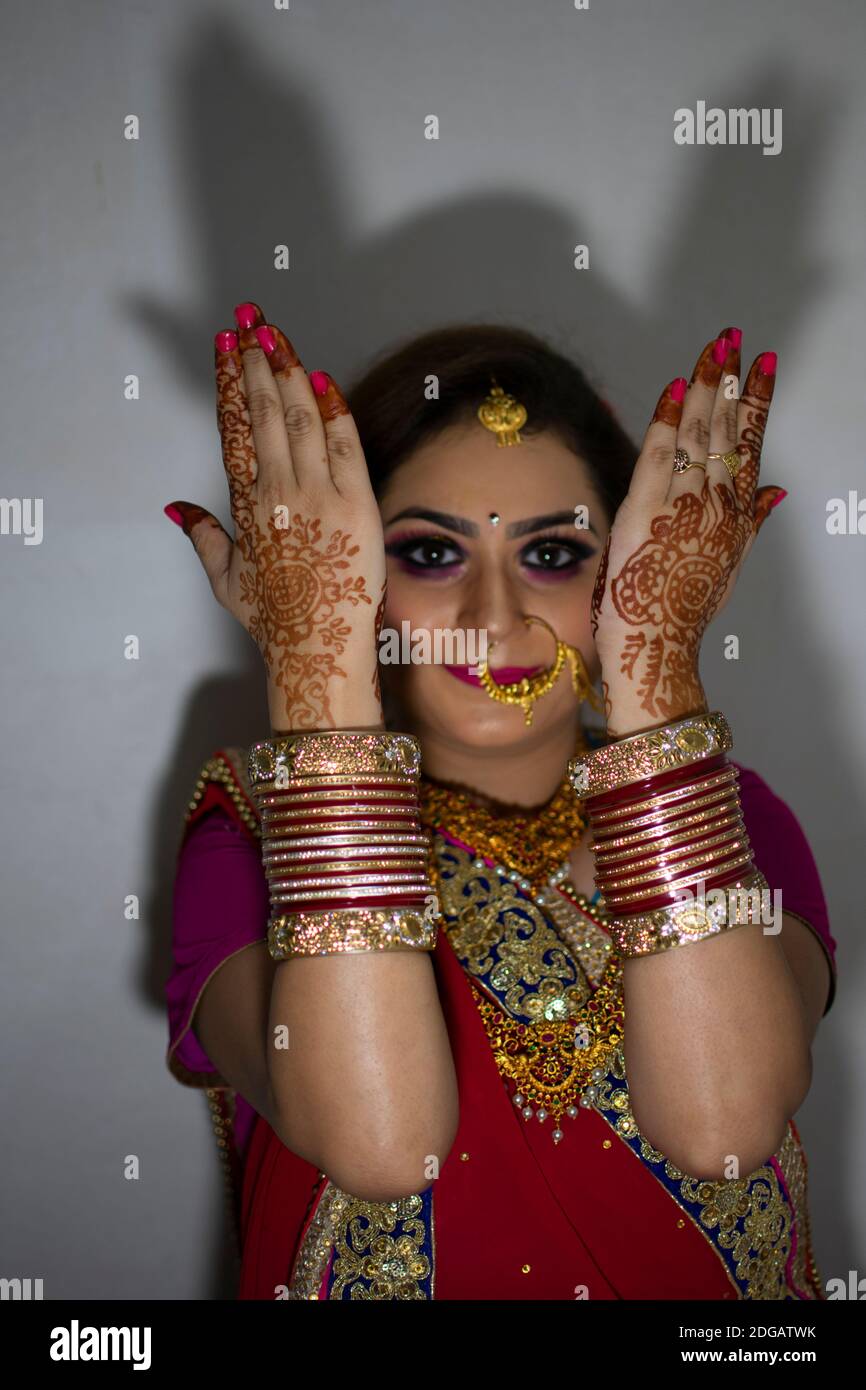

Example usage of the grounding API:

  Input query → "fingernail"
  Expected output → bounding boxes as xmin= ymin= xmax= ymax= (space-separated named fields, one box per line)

xmin=164 ymin=504 xmax=184 ymax=528
xmin=769 ymin=488 xmax=788 ymax=510
xmin=233 ymin=302 xmax=258 ymax=330
xmin=759 ymin=351 xmax=777 ymax=376
xmin=215 ymin=330 xmax=238 ymax=353
xmin=310 ymin=370 xmax=330 ymax=397
xmin=712 ymin=335 xmax=731 ymax=366
xmin=721 ymin=327 xmax=742 ymax=350
xmin=670 ymin=377 xmax=688 ymax=404
xmin=255 ymin=325 xmax=277 ymax=354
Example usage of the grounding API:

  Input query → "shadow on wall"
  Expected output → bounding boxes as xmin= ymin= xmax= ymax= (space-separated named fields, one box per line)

xmin=133 ymin=13 xmax=861 ymax=1296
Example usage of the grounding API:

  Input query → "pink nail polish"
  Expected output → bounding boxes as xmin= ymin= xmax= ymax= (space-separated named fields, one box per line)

xmin=670 ymin=377 xmax=687 ymax=404
xmin=164 ymin=504 xmax=184 ymax=527
xmin=255 ymin=325 xmax=277 ymax=354
xmin=234 ymin=303 xmax=258 ymax=330
xmin=725 ymin=327 xmax=743 ymax=350
xmin=215 ymin=330 xmax=238 ymax=353
xmin=769 ymin=489 xmax=787 ymax=509
xmin=759 ymin=351 xmax=777 ymax=376
xmin=712 ymin=336 xmax=731 ymax=366
xmin=310 ymin=370 xmax=330 ymax=397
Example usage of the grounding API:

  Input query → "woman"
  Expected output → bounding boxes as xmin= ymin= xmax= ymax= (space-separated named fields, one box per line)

xmin=164 ymin=304 xmax=837 ymax=1300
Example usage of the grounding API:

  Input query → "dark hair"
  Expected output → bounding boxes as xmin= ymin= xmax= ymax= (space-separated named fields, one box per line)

xmin=346 ymin=323 xmax=638 ymax=523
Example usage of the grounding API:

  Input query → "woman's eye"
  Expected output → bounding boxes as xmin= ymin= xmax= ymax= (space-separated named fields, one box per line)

xmin=521 ymin=539 xmax=591 ymax=572
xmin=386 ymin=536 xmax=464 ymax=570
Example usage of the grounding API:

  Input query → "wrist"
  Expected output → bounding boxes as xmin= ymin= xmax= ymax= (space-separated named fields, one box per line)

xmin=267 ymin=683 xmax=384 ymax=735
xmin=604 ymin=693 xmax=710 ymax=740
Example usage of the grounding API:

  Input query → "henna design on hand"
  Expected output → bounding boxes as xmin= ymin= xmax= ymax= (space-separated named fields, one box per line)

xmin=241 ymin=512 xmax=374 ymax=728
xmin=608 ymin=484 xmax=752 ymax=719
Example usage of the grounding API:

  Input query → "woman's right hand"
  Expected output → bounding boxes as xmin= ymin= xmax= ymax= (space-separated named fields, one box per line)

xmin=165 ymin=301 xmax=387 ymax=733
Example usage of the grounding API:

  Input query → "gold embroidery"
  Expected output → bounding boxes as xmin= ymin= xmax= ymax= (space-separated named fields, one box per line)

xmin=186 ymin=750 xmax=260 ymax=836
xmin=436 ymin=839 xmax=596 ymax=1020
xmin=776 ymin=1125 xmax=825 ymax=1299
xmin=286 ymin=1185 xmax=436 ymax=1300
xmin=330 ymin=1193 xmax=432 ymax=1300
xmin=590 ymin=1057 xmax=818 ymax=1300
xmin=286 ymin=1183 xmax=343 ymax=1300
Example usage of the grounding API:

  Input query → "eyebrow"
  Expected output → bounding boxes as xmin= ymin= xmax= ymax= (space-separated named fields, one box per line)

xmin=382 ymin=507 xmax=599 ymax=540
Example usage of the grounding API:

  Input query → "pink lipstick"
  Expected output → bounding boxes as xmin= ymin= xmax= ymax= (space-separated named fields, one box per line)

xmin=446 ymin=665 xmax=541 ymax=688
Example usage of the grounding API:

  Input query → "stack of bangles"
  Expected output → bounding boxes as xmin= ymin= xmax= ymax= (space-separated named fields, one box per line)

xmin=568 ymin=712 xmax=770 ymax=958
xmin=247 ymin=731 xmax=441 ymax=961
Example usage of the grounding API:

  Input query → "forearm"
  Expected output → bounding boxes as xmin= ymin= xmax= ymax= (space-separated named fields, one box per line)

xmin=260 ymin=696 xmax=459 ymax=1202
xmin=621 ymin=921 xmax=811 ymax=1178
xmin=267 ymin=950 xmax=459 ymax=1201
xmin=595 ymin=691 xmax=810 ymax=1178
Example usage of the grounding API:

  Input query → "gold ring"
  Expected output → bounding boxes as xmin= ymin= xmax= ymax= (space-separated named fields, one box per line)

xmin=707 ymin=449 xmax=742 ymax=479
xmin=673 ymin=448 xmax=706 ymax=474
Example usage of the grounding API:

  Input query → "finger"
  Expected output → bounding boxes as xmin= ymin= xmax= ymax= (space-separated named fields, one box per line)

xmin=165 ymin=501 xmax=232 ymax=608
xmin=626 ymin=377 xmax=688 ymax=510
xmin=254 ymin=324 xmax=332 ymax=492
xmin=734 ymin=351 xmax=777 ymax=511
xmin=668 ymin=335 xmax=729 ymax=498
xmin=308 ymin=369 xmax=375 ymax=498
xmin=753 ymin=484 xmax=787 ymax=536
xmin=233 ymin=318 xmax=295 ymax=501
xmin=705 ymin=327 xmax=742 ymax=497
xmin=215 ymin=331 xmax=256 ymax=492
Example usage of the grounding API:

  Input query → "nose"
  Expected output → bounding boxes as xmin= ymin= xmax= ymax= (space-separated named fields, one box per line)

xmin=456 ymin=555 xmax=525 ymax=652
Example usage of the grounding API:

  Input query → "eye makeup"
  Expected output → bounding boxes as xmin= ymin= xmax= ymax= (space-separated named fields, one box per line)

xmin=384 ymin=525 xmax=596 ymax=580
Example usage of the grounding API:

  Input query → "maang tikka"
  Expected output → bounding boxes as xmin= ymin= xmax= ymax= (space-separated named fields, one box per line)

xmin=477 ymin=377 xmax=527 ymax=447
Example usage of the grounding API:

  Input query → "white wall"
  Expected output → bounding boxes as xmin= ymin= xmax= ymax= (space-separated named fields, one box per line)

xmin=1 ymin=0 xmax=863 ymax=1297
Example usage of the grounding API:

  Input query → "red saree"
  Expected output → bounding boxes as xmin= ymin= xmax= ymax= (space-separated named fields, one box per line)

xmin=165 ymin=746 xmax=837 ymax=1301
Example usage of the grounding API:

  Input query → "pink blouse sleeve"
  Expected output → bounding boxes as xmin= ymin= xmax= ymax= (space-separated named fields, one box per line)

xmin=734 ymin=759 xmax=838 ymax=1015
xmin=164 ymin=808 xmax=269 ymax=1086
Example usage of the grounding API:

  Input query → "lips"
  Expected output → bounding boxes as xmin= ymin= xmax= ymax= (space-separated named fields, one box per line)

xmin=445 ymin=665 xmax=542 ymax=689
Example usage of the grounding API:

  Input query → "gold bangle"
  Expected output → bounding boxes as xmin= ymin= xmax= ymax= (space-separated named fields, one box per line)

xmin=598 ymin=838 xmax=751 ymax=894
xmin=590 ymin=779 xmax=739 ymax=838
xmin=266 ymin=858 xmax=429 ymax=877
xmin=610 ymin=870 xmax=770 ymax=957
xmin=599 ymin=848 xmax=756 ymax=908
xmin=593 ymin=804 xmax=742 ymax=859
xmin=249 ymin=732 xmax=421 ymax=787
xmin=259 ymin=787 xmax=419 ymax=807
xmin=270 ymin=883 xmax=433 ymax=903
xmin=588 ymin=764 xmax=739 ymax=826
xmin=267 ymin=905 xmax=440 ymax=959
xmin=568 ymin=712 xmax=733 ymax=799
xmin=595 ymin=816 xmax=745 ymax=873
xmin=267 ymin=832 xmax=430 ymax=850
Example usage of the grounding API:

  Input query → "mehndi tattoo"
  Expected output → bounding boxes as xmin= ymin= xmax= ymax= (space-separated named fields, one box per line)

xmin=598 ymin=358 xmax=775 ymax=724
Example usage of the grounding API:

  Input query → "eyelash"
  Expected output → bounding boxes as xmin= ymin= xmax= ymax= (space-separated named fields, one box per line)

xmin=384 ymin=531 xmax=594 ymax=577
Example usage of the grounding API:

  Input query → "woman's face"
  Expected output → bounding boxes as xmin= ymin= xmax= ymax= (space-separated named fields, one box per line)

xmin=378 ymin=419 xmax=612 ymax=751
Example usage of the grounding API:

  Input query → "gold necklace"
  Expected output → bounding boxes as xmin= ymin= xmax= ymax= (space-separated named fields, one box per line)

xmin=419 ymin=770 xmax=586 ymax=893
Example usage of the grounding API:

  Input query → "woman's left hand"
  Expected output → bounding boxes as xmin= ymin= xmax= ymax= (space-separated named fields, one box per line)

xmin=590 ymin=329 xmax=786 ymax=737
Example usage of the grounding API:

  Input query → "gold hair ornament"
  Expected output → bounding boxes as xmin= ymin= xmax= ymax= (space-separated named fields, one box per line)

xmin=477 ymin=377 xmax=527 ymax=447
xmin=475 ymin=615 xmax=603 ymax=727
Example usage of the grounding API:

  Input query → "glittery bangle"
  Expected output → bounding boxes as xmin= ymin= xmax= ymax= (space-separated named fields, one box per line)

xmin=249 ymin=732 xmax=421 ymax=786
xmin=589 ymin=766 xmax=740 ymax=830
xmin=609 ymin=870 xmax=771 ymax=957
xmin=267 ymin=905 xmax=440 ymax=960
xmin=250 ymin=731 xmax=440 ymax=953
xmin=568 ymin=712 xmax=733 ymax=800
xmin=593 ymin=803 xmax=742 ymax=860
